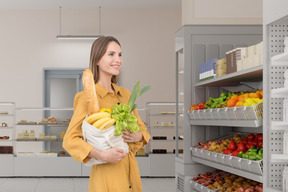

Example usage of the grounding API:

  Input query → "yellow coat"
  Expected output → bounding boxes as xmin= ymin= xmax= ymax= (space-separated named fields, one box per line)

xmin=63 ymin=83 xmax=150 ymax=192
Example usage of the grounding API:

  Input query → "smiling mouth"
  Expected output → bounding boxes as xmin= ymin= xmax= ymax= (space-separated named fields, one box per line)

xmin=111 ymin=65 xmax=120 ymax=69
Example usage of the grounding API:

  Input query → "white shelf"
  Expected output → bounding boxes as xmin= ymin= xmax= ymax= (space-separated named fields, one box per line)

xmin=271 ymin=121 xmax=288 ymax=130
xmin=271 ymin=52 xmax=288 ymax=65
xmin=0 ymin=114 xmax=13 ymax=117
xmin=195 ymin=65 xmax=263 ymax=87
xmin=271 ymin=87 xmax=288 ymax=98
xmin=189 ymin=119 xmax=262 ymax=127
xmin=0 ymin=127 xmax=13 ymax=129
xmin=192 ymin=156 xmax=263 ymax=183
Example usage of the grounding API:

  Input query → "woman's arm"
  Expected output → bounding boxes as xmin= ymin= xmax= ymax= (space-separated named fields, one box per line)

xmin=88 ymin=147 xmax=126 ymax=163
xmin=62 ymin=92 xmax=95 ymax=164
xmin=63 ymin=92 xmax=127 ymax=164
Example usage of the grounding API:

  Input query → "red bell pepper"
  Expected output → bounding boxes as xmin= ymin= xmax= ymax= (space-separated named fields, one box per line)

xmin=228 ymin=141 xmax=237 ymax=151
xmin=223 ymin=149 xmax=233 ymax=154
xmin=232 ymin=150 xmax=240 ymax=156
xmin=237 ymin=142 xmax=246 ymax=152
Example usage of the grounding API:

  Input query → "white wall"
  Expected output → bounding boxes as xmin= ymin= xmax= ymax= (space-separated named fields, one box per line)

xmin=0 ymin=8 xmax=181 ymax=108
xmin=182 ymin=0 xmax=262 ymax=25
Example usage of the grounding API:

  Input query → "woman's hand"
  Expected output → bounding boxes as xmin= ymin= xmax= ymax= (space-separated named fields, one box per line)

xmin=89 ymin=148 xmax=126 ymax=163
xmin=122 ymin=130 xmax=143 ymax=143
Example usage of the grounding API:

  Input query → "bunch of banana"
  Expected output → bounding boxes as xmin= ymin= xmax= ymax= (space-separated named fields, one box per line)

xmin=85 ymin=111 xmax=116 ymax=130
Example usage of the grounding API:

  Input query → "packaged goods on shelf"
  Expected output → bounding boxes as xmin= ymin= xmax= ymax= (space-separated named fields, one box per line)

xmin=284 ymin=167 xmax=288 ymax=192
xmin=36 ymin=151 xmax=57 ymax=157
xmin=152 ymin=136 xmax=167 ymax=140
xmin=0 ymin=146 xmax=13 ymax=154
xmin=199 ymin=58 xmax=217 ymax=81
xmin=17 ymin=152 xmax=35 ymax=157
xmin=1 ymin=122 xmax=7 ymax=127
xmin=152 ymin=149 xmax=167 ymax=154
xmin=216 ymin=58 xmax=226 ymax=77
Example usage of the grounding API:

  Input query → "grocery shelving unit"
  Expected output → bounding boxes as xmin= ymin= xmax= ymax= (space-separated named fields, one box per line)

xmin=14 ymin=107 xmax=82 ymax=176
xmin=0 ymin=102 xmax=15 ymax=176
xmin=146 ymin=102 xmax=183 ymax=176
xmin=174 ymin=25 xmax=263 ymax=192
xmin=263 ymin=7 xmax=288 ymax=190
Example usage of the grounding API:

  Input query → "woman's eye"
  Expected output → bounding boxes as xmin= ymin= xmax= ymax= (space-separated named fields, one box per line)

xmin=119 ymin=53 xmax=122 ymax=57
xmin=109 ymin=53 xmax=114 ymax=56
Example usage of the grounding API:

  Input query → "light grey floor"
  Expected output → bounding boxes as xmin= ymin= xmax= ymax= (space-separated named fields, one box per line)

xmin=0 ymin=177 xmax=176 ymax=192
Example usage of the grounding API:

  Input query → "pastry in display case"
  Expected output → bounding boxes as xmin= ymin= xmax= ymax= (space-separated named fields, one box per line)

xmin=15 ymin=107 xmax=73 ymax=157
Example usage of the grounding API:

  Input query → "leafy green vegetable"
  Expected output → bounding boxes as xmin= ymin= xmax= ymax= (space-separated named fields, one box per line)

xmin=111 ymin=80 xmax=151 ymax=136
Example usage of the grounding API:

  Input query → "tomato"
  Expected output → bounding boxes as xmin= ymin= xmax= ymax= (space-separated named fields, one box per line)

xmin=256 ymin=140 xmax=263 ymax=148
xmin=241 ymin=138 xmax=248 ymax=145
xmin=247 ymin=134 xmax=255 ymax=141
xmin=255 ymin=134 xmax=263 ymax=141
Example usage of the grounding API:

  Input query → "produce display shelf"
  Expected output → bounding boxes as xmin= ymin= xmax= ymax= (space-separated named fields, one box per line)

xmin=190 ymin=180 xmax=219 ymax=192
xmin=271 ymin=121 xmax=288 ymax=130
xmin=195 ymin=65 xmax=263 ymax=87
xmin=271 ymin=87 xmax=288 ymax=98
xmin=271 ymin=51 xmax=288 ymax=65
xmin=192 ymin=156 xmax=263 ymax=183
xmin=0 ymin=139 xmax=13 ymax=142
xmin=189 ymin=119 xmax=262 ymax=127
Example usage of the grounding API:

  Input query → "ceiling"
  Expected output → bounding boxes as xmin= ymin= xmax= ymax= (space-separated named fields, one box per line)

xmin=0 ymin=0 xmax=181 ymax=9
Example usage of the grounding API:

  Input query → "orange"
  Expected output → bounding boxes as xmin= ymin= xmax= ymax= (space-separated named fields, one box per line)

xmin=231 ymin=95 xmax=239 ymax=101
xmin=243 ymin=93 xmax=250 ymax=98
xmin=235 ymin=101 xmax=244 ymax=107
xmin=227 ymin=98 xmax=238 ymax=107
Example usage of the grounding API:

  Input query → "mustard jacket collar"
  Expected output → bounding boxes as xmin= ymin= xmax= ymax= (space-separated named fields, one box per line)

xmin=95 ymin=83 xmax=122 ymax=98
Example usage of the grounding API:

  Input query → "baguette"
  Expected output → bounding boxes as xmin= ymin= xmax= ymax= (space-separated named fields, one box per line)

xmin=82 ymin=69 xmax=100 ymax=115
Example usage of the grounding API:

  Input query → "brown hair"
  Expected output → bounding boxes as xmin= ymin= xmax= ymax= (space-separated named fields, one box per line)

xmin=89 ymin=36 xmax=121 ymax=84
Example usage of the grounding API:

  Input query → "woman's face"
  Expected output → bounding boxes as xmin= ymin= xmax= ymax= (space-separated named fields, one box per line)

xmin=97 ymin=41 xmax=122 ymax=77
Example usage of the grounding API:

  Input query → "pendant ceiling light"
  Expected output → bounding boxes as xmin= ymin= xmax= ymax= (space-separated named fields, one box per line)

xmin=56 ymin=6 xmax=103 ymax=40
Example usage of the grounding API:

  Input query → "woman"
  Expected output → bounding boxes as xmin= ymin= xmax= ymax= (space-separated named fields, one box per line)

xmin=63 ymin=36 xmax=150 ymax=192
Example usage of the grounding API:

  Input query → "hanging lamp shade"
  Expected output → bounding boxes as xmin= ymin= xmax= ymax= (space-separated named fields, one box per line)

xmin=57 ymin=6 xmax=103 ymax=40
xmin=56 ymin=35 xmax=103 ymax=40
